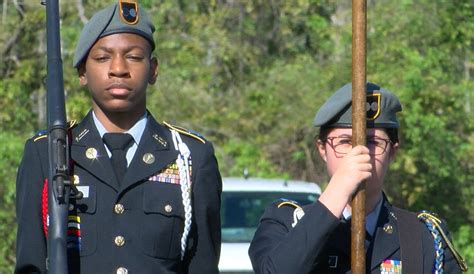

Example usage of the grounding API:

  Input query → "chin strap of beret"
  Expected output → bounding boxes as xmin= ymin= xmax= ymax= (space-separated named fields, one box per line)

xmin=170 ymin=129 xmax=193 ymax=260
xmin=418 ymin=211 xmax=468 ymax=273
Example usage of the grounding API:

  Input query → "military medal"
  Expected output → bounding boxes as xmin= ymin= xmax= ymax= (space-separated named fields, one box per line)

xmin=380 ymin=259 xmax=402 ymax=274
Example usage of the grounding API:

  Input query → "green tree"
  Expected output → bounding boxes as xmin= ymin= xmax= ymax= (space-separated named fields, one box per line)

xmin=0 ymin=0 xmax=472 ymax=271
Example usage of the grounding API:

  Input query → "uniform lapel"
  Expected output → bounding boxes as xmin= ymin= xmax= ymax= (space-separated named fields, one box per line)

xmin=121 ymin=116 xmax=178 ymax=189
xmin=369 ymin=199 xmax=400 ymax=271
xmin=71 ymin=111 xmax=118 ymax=190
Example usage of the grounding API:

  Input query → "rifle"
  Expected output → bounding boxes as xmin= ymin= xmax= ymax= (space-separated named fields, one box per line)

xmin=42 ymin=0 xmax=73 ymax=272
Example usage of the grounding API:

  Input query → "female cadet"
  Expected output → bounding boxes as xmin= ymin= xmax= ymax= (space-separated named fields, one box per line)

xmin=249 ymin=82 xmax=466 ymax=274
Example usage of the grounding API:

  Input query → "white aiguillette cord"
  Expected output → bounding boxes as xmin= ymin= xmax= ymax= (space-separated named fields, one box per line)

xmin=170 ymin=129 xmax=193 ymax=260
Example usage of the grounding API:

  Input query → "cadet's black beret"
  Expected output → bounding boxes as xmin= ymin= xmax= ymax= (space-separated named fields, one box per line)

xmin=73 ymin=1 xmax=155 ymax=68
xmin=313 ymin=82 xmax=402 ymax=128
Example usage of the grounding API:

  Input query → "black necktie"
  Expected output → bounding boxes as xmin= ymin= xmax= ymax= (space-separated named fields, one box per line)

xmin=342 ymin=218 xmax=373 ymax=250
xmin=103 ymin=133 xmax=134 ymax=185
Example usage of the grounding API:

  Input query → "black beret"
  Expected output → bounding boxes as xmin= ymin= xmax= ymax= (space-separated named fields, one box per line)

xmin=73 ymin=2 xmax=155 ymax=68
xmin=313 ymin=82 xmax=402 ymax=128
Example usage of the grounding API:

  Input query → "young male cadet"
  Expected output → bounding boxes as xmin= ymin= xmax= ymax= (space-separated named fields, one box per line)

xmin=15 ymin=2 xmax=222 ymax=273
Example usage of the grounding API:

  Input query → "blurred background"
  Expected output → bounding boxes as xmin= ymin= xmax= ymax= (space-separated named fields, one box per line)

xmin=0 ymin=0 xmax=472 ymax=272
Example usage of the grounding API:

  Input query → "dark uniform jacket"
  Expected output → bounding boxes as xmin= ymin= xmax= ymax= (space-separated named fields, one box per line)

xmin=249 ymin=197 xmax=461 ymax=274
xmin=15 ymin=111 xmax=222 ymax=274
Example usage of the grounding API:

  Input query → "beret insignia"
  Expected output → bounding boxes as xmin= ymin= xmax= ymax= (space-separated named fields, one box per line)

xmin=366 ymin=93 xmax=381 ymax=120
xmin=119 ymin=0 xmax=139 ymax=25
xmin=313 ymin=82 xmax=402 ymax=128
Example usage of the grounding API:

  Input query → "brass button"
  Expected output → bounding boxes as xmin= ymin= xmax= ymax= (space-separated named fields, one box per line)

xmin=116 ymin=267 xmax=128 ymax=274
xmin=73 ymin=174 xmax=80 ymax=185
xmin=114 ymin=236 xmax=125 ymax=247
xmin=383 ymin=224 xmax=393 ymax=234
xmin=164 ymin=204 xmax=173 ymax=213
xmin=85 ymin=148 xmax=98 ymax=159
xmin=114 ymin=204 xmax=125 ymax=214
xmin=143 ymin=153 xmax=155 ymax=164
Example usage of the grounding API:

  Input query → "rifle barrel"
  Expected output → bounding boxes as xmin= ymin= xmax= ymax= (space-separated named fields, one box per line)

xmin=45 ymin=0 xmax=70 ymax=273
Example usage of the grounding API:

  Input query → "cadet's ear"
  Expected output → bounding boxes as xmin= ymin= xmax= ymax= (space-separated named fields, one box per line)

xmin=316 ymin=140 xmax=327 ymax=162
xmin=148 ymin=57 xmax=158 ymax=85
xmin=77 ymin=63 xmax=87 ymax=86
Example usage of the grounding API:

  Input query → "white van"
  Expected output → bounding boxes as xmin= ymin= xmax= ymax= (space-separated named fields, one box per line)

xmin=218 ymin=177 xmax=321 ymax=274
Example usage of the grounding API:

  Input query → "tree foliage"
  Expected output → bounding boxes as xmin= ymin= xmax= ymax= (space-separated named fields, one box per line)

xmin=0 ymin=0 xmax=472 ymax=271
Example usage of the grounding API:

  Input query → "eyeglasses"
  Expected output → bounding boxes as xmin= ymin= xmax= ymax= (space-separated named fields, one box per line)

xmin=323 ymin=136 xmax=393 ymax=155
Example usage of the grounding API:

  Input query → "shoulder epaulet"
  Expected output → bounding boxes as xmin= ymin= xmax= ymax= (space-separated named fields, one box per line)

xmin=417 ymin=211 xmax=468 ymax=272
xmin=163 ymin=121 xmax=206 ymax=144
xmin=276 ymin=199 xmax=304 ymax=227
xmin=33 ymin=130 xmax=48 ymax=142
xmin=277 ymin=198 xmax=302 ymax=209
xmin=33 ymin=120 xmax=78 ymax=142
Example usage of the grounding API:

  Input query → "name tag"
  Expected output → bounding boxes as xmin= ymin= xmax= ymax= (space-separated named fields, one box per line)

xmin=76 ymin=186 xmax=89 ymax=198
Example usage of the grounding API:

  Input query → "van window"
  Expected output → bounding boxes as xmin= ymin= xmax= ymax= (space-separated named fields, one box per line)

xmin=221 ymin=192 xmax=318 ymax=242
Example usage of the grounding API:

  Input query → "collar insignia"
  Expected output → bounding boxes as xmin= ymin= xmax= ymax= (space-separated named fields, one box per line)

xmin=153 ymin=134 xmax=168 ymax=147
xmin=75 ymin=128 xmax=90 ymax=142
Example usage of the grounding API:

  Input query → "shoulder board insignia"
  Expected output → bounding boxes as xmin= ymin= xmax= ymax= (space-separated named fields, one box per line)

xmin=67 ymin=120 xmax=78 ymax=129
xmin=418 ymin=211 xmax=469 ymax=272
xmin=33 ymin=120 xmax=78 ymax=142
xmin=163 ymin=121 xmax=206 ymax=144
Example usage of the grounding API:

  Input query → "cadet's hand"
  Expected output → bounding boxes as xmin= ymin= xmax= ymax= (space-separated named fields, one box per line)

xmin=330 ymin=145 xmax=372 ymax=195
xmin=318 ymin=145 xmax=372 ymax=218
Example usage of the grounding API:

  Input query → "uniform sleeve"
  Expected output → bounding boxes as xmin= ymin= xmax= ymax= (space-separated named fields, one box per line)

xmin=15 ymin=139 xmax=48 ymax=274
xmin=186 ymin=142 xmax=222 ymax=274
xmin=248 ymin=200 xmax=340 ymax=274
xmin=442 ymin=231 xmax=462 ymax=274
